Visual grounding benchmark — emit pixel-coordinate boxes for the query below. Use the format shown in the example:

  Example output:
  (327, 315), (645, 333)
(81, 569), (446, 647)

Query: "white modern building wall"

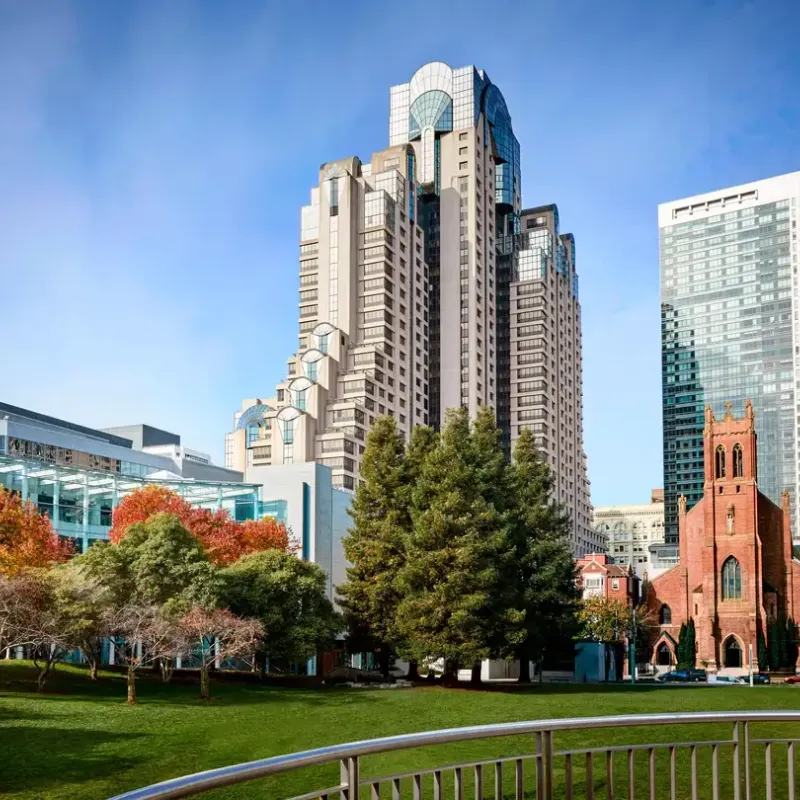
(245, 461), (350, 602)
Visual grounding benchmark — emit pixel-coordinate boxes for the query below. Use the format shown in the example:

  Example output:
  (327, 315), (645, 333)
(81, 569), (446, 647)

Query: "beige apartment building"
(593, 489), (675, 579)
(227, 61), (595, 553)
(226, 147), (428, 490)
(509, 205), (595, 553)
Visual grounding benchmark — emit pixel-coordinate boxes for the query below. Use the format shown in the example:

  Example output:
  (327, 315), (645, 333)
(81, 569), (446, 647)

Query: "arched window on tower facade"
(721, 556), (742, 600)
(715, 445), (726, 479)
(732, 443), (743, 478)
(659, 605), (672, 625)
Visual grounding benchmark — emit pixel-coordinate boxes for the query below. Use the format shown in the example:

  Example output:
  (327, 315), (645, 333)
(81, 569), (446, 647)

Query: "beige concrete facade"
(227, 62), (594, 555)
(510, 206), (594, 554)
(226, 147), (428, 490)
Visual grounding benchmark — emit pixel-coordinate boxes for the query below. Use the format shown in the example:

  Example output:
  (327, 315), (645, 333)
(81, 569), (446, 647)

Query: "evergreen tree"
(505, 429), (579, 682)
(758, 629), (769, 671)
(776, 612), (788, 669)
(465, 407), (521, 684)
(768, 619), (780, 671)
(676, 620), (696, 669)
(787, 618), (798, 668)
(676, 622), (687, 668)
(396, 407), (511, 682)
(337, 417), (408, 677)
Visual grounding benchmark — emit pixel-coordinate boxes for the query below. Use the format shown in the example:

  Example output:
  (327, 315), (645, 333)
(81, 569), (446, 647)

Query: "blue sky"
(1, 0), (799, 506)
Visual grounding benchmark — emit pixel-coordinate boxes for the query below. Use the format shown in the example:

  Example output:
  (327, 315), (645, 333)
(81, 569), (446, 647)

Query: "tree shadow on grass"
(0, 724), (147, 793)
(1, 665), (380, 709)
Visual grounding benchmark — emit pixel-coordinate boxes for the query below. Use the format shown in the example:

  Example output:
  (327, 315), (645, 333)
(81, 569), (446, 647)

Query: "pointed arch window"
(721, 557), (742, 600)
(732, 443), (743, 478)
(659, 605), (672, 625)
(715, 445), (726, 479)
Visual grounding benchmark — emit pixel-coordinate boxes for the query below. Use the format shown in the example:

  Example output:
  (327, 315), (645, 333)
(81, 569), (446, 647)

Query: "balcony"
(112, 712), (800, 800)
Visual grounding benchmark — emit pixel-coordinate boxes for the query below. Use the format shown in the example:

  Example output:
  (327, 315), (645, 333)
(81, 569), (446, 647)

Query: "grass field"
(1, 662), (799, 800)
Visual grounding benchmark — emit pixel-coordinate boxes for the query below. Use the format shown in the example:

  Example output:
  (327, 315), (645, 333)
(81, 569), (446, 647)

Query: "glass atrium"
(0, 452), (268, 553)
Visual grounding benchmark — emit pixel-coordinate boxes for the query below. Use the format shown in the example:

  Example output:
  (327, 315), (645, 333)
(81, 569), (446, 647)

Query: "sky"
(1, 0), (799, 507)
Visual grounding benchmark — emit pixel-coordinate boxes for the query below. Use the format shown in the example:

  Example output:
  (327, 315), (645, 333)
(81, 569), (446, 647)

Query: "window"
(459, 146), (468, 156)
(715, 445), (726, 479)
(459, 162), (468, 170)
(659, 605), (672, 625)
(329, 177), (339, 216)
(721, 557), (742, 600)
(611, 579), (619, 590)
(732, 443), (743, 478)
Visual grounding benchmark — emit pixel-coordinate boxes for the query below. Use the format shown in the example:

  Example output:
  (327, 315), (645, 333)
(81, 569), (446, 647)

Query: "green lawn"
(1, 663), (799, 800)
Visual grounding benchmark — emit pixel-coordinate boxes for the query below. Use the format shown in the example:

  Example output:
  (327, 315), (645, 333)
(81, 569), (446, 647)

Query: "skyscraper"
(509, 205), (594, 554)
(227, 61), (594, 553)
(226, 146), (428, 490)
(659, 171), (800, 542)
(388, 62), (520, 424)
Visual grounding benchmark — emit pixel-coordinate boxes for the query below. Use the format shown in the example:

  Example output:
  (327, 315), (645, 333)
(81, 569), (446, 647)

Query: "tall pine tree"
(505, 429), (579, 681)
(337, 417), (408, 677)
(396, 407), (511, 682)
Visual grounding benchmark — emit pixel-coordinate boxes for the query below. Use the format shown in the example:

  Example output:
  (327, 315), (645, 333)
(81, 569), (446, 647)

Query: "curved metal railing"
(109, 711), (800, 800)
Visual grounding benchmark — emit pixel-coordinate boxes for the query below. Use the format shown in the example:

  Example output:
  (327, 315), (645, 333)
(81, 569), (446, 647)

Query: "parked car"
(659, 670), (691, 682)
(784, 675), (800, 684)
(708, 674), (742, 685)
(688, 669), (707, 682)
(751, 673), (771, 685)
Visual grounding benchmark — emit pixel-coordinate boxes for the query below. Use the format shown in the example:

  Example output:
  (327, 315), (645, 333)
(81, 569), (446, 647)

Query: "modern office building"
(659, 171), (800, 542)
(593, 489), (674, 579)
(0, 402), (257, 553)
(228, 61), (594, 553)
(0, 403), (350, 602)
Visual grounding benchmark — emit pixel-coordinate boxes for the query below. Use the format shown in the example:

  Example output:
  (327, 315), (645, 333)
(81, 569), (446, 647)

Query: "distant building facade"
(0, 403), (349, 603)
(576, 553), (638, 606)
(646, 401), (800, 674)
(593, 489), (672, 579)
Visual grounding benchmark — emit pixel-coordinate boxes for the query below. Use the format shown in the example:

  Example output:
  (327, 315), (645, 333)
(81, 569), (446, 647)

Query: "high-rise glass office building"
(659, 172), (800, 542)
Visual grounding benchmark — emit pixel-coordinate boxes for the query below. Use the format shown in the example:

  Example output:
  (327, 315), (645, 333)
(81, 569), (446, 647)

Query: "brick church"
(646, 400), (800, 673)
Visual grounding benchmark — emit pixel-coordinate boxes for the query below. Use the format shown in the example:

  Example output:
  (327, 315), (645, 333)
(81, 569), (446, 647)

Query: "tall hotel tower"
(659, 171), (800, 544)
(227, 62), (595, 554)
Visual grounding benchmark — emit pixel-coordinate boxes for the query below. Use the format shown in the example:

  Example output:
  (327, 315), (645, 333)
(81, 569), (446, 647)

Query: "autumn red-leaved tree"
(109, 485), (195, 544)
(204, 517), (291, 565)
(109, 486), (292, 564)
(0, 487), (71, 575)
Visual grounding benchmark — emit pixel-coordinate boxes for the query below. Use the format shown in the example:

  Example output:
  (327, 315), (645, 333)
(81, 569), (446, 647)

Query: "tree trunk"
(470, 660), (482, 687)
(378, 649), (391, 679)
(160, 658), (174, 684)
(127, 667), (137, 704)
(200, 666), (211, 700)
(89, 660), (98, 681)
(442, 660), (459, 687)
(406, 661), (420, 681)
(36, 662), (51, 693)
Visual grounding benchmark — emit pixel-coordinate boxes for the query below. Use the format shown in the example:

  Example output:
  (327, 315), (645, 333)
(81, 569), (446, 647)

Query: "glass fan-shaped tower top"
(389, 61), (520, 208)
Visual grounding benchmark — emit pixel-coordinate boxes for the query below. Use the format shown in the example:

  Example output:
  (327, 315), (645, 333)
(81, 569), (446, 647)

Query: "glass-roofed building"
(0, 402), (264, 553)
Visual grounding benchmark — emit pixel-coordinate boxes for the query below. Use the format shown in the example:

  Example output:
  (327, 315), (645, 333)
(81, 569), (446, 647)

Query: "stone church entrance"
(724, 637), (742, 668)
